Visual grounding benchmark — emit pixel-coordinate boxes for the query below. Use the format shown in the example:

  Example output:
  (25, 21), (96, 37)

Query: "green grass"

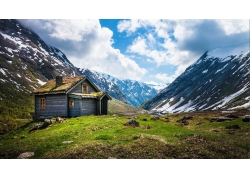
(0, 111), (249, 159)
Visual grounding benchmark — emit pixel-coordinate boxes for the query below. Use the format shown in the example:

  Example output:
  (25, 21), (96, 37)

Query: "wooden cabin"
(32, 75), (112, 119)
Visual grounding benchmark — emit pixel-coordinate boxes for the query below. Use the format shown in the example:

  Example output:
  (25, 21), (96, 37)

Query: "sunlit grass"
(0, 111), (249, 159)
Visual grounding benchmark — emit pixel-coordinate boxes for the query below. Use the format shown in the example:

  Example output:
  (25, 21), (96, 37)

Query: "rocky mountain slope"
(0, 19), (81, 118)
(142, 42), (250, 113)
(80, 69), (158, 106)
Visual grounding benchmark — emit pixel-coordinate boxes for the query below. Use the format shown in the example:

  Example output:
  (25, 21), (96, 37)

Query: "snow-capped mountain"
(146, 83), (169, 91)
(142, 42), (250, 113)
(0, 19), (80, 84)
(0, 19), (82, 118)
(80, 69), (159, 106)
(78, 69), (127, 103)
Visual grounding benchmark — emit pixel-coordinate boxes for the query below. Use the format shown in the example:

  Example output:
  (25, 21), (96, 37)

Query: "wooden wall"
(80, 99), (97, 115)
(35, 94), (67, 118)
(69, 98), (80, 117)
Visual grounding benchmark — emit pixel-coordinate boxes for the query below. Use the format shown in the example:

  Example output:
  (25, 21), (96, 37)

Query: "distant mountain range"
(142, 42), (250, 113)
(80, 69), (160, 106)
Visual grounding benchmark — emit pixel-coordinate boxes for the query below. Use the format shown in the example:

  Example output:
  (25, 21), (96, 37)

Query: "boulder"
(56, 117), (63, 123)
(124, 119), (140, 127)
(242, 115), (250, 122)
(44, 119), (52, 127)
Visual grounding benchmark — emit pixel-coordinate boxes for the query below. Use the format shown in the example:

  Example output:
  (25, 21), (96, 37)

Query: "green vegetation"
(33, 76), (83, 93)
(0, 110), (249, 159)
(108, 98), (143, 115)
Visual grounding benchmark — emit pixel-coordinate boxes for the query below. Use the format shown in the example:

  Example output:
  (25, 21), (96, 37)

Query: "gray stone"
(44, 119), (52, 126)
(17, 152), (34, 159)
(242, 115), (250, 122)
(124, 119), (140, 127)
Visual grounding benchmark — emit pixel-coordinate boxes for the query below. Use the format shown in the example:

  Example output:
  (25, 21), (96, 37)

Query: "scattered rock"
(56, 117), (64, 123)
(124, 119), (140, 127)
(44, 119), (52, 126)
(12, 136), (17, 139)
(142, 118), (147, 121)
(17, 152), (34, 159)
(225, 125), (241, 130)
(242, 115), (250, 122)
(62, 141), (73, 144)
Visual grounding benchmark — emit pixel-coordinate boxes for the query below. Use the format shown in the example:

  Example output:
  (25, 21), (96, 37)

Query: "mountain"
(142, 42), (250, 113)
(78, 69), (127, 103)
(80, 69), (159, 106)
(0, 19), (81, 119)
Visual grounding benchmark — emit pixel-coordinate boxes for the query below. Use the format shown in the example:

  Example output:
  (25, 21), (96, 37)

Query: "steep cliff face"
(142, 42), (250, 113)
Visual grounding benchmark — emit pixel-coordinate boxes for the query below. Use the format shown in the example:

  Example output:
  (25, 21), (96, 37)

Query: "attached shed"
(32, 75), (112, 119)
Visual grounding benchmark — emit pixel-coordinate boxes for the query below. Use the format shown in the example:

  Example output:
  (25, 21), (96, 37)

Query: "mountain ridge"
(142, 42), (250, 113)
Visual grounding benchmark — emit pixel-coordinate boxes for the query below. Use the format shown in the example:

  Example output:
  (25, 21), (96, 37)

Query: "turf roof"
(33, 76), (84, 94)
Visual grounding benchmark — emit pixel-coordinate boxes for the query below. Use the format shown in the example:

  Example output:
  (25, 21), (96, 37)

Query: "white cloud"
(19, 19), (147, 81)
(122, 19), (249, 83)
(155, 73), (176, 83)
(216, 19), (249, 35)
(127, 36), (147, 54)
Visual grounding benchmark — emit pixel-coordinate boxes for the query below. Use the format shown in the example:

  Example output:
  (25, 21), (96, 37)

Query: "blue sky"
(18, 19), (249, 86)
(4, 1), (249, 86)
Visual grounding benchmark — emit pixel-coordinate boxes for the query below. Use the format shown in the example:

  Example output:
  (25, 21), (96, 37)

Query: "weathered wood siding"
(69, 98), (81, 117)
(80, 99), (97, 115)
(70, 80), (98, 94)
(35, 94), (67, 118)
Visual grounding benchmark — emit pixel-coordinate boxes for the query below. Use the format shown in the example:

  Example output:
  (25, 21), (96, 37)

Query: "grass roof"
(33, 76), (84, 94)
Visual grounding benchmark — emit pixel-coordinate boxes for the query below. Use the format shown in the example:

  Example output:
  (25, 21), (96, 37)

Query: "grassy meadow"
(0, 110), (249, 159)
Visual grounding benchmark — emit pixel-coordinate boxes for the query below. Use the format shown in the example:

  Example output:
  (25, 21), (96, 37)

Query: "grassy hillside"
(0, 110), (249, 159)
(108, 98), (144, 115)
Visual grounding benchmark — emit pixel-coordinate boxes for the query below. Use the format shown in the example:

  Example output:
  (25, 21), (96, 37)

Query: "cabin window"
(40, 98), (46, 109)
(82, 84), (88, 94)
(69, 99), (74, 108)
